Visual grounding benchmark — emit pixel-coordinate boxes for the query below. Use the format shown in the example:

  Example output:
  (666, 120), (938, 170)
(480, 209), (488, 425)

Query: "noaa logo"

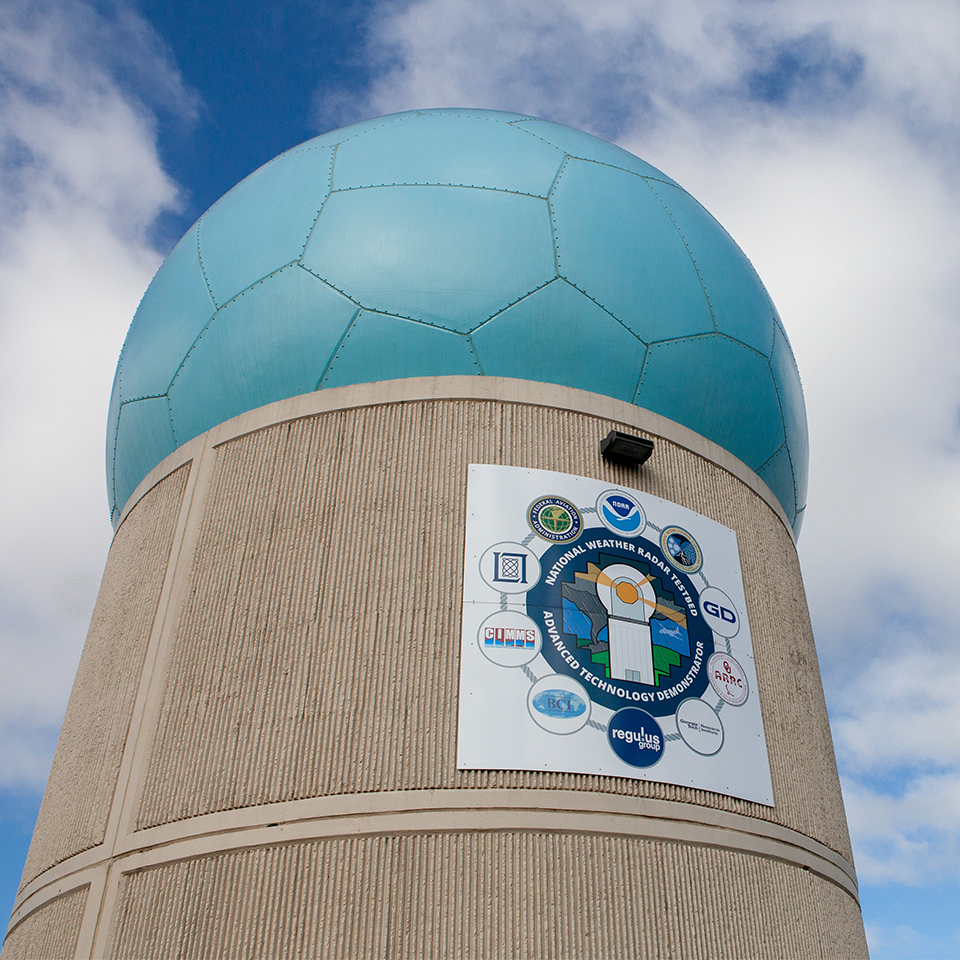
(596, 489), (646, 537)
(531, 689), (587, 718)
(661, 526), (702, 574)
(528, 496), (582, 543)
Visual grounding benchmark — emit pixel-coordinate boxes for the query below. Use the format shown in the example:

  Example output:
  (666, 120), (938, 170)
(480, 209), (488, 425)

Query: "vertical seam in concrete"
(77, 439), (215, 959)
(71, 874), (103, 960)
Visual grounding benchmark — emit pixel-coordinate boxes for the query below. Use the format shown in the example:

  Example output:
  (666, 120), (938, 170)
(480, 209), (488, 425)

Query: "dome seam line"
(558, 278), (649, 344)
(213, 261), (302, 311)
(295, 264), (364, 313)
(194, 217), (219, 310)
(644, 181), (719, 335)
(649, 331), (770, 360)
(326, 183), (550, 201)
(317, 308), (360, 388)
(504, 122), (681, 188)
(466, 278), (561, 335)
(547, 158), (569, 275)
(767, 347), (802, 520)
(756, 441), (787, 475)
(465, 333), (485, 376)
(631, 344), (651, 406)
(299, 144), (339, 258)
(164, 306), (221, 397)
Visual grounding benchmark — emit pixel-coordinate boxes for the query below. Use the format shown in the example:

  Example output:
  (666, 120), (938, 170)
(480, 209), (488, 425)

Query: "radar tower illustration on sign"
(5, 109), (867, 960)
(595, 564), (658, 685)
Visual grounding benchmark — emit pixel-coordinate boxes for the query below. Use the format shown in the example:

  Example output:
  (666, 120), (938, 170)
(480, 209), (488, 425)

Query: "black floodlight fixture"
(600, 430), (655, 466)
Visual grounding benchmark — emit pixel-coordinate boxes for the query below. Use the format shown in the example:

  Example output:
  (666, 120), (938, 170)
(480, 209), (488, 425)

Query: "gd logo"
(703, 600), (737, 624)
(699, 587), (741, 639)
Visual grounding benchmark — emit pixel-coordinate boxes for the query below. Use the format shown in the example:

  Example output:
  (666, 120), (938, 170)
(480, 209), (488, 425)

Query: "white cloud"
(866, 920), (960, 960)
(321, 0), (960, 888)
(835, 649), (960, 775)
(843, 770), (960, 884)
(836, 646), (960, 884)
(0, 0), (184, 787)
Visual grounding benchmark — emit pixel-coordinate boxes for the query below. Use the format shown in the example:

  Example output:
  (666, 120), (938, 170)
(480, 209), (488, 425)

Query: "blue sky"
(2, 0), (960, 955)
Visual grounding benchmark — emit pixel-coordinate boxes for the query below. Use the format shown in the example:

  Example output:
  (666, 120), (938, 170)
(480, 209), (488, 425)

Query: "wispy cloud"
(0, 0), (188, 787)
(315, 0), (960, 890)
(836, 647), (960, 885)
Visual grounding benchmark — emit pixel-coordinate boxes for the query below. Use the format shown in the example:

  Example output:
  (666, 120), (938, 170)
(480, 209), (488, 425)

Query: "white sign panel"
(457, 464), (774, 806)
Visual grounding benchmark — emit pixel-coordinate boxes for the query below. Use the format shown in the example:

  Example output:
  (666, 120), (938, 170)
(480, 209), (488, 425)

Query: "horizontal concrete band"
(11, 788), (857, 931)
(116, 377), (794, 538)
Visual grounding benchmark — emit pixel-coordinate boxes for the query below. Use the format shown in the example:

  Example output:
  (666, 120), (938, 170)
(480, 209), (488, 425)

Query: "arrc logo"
(531, 690), (587, 718)
(707, 652), (749, 706)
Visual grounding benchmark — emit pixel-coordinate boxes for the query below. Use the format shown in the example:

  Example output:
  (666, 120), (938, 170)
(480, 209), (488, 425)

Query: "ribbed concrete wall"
(4, 379), (867, 959)
(136, 400), (848, 858)
(3, 887), (87, 960)
(107, 835), (865, 960)
(20, 467), (189, 886)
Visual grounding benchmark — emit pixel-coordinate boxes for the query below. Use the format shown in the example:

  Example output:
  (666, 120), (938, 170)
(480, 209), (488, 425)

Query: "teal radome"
(109, 108), (808, 533)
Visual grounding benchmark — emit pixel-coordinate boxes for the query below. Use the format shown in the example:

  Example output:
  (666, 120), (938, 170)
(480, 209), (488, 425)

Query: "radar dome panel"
(109, 108), (808, 533)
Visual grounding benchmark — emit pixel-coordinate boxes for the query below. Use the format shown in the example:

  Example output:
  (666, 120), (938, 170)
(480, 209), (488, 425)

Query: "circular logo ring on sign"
(707, 652), (749, 706)
(477, 610), (542, 667)
(675, 697), (725, 755)
(699, 586), (741, 640)
(595, 489), (647, 538)
(661, 525), (703, 574)
(479, 541), (541, 594)
(527, 674), (592, 734)
(525, 532), (715, 718)
(607, 707), (665, 767)
(528, 496), (582, 543)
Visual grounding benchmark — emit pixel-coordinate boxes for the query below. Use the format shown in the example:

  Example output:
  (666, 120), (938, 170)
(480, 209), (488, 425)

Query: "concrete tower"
(4, 109), (869, 959)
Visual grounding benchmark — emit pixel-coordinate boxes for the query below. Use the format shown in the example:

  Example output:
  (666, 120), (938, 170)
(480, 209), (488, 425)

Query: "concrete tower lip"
(8, 788), (858, 940)
(114, 376), (794, 538)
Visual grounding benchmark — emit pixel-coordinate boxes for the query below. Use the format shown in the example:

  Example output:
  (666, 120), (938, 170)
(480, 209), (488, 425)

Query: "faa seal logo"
(528, 496), (582, 543)
(478, 541), (541, 594)
(661, 526), (702, 574)
(596, 489), (646, 537)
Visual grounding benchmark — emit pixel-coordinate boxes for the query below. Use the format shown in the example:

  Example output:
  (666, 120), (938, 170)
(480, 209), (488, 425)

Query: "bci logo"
(532, 689), (587, 718)
(704, 601), (737, 624)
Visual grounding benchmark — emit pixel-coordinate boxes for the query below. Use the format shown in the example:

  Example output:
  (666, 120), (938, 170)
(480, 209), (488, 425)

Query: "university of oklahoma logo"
(528, 496), (582, 543)
(526, 532), (714, 717)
